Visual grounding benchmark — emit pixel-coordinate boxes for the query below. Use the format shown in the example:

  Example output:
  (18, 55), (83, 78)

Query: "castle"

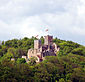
(27, 35), (60, 62)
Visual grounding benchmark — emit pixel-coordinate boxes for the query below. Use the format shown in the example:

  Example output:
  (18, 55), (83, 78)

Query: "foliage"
(29, 57), (37, 65)
(0, 37), (84, 81)
(16, 58), (26, 64)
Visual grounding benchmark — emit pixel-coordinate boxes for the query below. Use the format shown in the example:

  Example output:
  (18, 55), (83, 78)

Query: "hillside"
(0, 36), (85, 82)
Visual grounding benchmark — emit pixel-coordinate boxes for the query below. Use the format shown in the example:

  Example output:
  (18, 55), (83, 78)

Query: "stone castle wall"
(27, 35), (59, 62)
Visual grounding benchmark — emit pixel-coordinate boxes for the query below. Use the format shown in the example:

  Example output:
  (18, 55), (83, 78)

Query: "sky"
(0, 0), (85, 45)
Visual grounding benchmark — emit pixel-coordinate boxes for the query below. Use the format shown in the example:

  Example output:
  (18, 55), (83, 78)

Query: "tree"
(0, 49), (3, 57)
(71, 47), (85, 56)
(29, 57), (37, 65)
(16, 58), (26, 64)
(59, 78), (65, 82)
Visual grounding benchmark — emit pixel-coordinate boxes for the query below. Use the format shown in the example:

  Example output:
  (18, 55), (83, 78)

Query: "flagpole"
(45, 29), (49, 35)
(35, 35), (39, 39)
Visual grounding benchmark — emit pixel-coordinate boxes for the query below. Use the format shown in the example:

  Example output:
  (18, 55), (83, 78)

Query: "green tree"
(29, 57), (37, 65)
(59, 78), (65, 82)
(16, 58), (26, 64)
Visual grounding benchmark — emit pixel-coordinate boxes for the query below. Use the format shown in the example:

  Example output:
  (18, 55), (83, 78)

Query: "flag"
(35, 35), (39, 38)
(45, 29), (48, 32)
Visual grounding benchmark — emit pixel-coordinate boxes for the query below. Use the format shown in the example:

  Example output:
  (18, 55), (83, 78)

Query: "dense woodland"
(0, 36), (85, 82)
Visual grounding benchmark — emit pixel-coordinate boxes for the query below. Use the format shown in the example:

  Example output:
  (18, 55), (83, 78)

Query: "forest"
(0, 36), (85, 82)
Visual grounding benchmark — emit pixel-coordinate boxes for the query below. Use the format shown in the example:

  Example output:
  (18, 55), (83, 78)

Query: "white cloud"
(0, 0), (85, 45)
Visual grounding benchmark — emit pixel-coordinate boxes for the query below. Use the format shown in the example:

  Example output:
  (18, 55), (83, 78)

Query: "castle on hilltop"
(27, 35), (60, 62)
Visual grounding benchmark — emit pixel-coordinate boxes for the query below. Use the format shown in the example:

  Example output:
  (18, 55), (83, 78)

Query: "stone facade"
(27, 35), (60, 62)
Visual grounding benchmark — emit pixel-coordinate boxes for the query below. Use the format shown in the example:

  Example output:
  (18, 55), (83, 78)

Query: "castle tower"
(34, 40), (41, 49)
(44, 35), (53, 46)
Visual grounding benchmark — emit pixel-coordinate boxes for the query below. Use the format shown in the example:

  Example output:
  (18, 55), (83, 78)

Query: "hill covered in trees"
(0, 36), (85, 82)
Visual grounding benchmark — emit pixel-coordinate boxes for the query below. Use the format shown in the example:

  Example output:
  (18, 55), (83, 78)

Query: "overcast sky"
(0, 0), (85, 45)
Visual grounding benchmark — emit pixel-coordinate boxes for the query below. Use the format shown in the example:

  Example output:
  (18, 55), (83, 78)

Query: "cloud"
(0, 19), (22, 40)
(0, 0), (85, 45)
